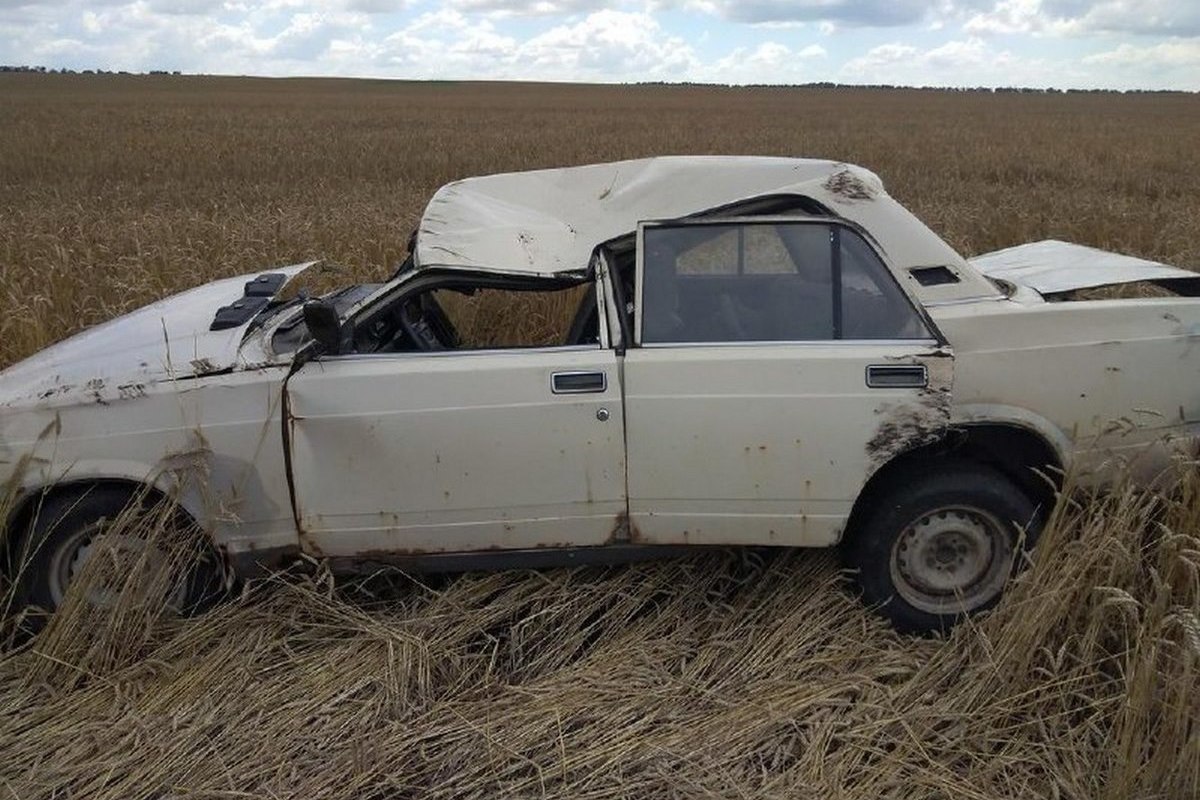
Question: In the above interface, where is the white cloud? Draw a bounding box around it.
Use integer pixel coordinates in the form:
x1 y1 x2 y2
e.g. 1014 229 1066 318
961 0 1200 37
1080 36 1200 89
658 0 940 27
444 0 936 27
1052 0 1200 36
840 36 1065 87
1083 37 1200 67
360 8 696 81
447 0 621 16
676 39 827 84
374 10 515 75
1073 37 1200 90
964 0 1056 34
81 10 103 33
518 10 696 79
344 0 411 11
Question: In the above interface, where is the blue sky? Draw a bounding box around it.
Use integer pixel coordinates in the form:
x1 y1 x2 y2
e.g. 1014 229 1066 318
1 1 1198 90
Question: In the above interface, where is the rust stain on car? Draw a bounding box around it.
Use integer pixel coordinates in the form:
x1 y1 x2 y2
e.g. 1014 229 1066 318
610 511 640 543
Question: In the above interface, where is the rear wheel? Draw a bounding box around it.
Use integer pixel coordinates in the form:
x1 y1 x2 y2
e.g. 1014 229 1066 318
845 461 1041 634
10 486 225 621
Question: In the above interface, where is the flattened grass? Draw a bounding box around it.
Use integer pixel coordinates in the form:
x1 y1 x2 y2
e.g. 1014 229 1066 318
1 472 1198 798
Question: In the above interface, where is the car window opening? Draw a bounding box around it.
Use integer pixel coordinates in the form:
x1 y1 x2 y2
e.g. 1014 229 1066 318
353 283 599 354
641 221 931 344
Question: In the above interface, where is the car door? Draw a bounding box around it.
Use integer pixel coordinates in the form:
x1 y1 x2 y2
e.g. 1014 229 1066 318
621 217 952 548
284 279 627 558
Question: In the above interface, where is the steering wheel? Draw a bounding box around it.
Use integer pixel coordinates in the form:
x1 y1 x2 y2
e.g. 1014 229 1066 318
397 298 444 351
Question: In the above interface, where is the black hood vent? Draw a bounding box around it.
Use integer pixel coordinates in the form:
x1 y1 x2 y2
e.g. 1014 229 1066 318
210 272 287 331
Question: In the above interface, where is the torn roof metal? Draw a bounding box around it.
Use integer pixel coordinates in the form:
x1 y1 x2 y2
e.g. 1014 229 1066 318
414 156 981 285
969 240 1198 295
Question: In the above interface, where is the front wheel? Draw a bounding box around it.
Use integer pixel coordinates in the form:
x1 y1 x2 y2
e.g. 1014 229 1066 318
9 486 225 624
844 461 1042 634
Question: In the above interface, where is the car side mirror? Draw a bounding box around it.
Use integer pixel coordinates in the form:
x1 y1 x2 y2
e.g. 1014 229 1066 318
302 299 343 355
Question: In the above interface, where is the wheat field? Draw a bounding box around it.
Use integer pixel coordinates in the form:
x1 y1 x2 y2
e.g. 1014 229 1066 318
1 74 1199 799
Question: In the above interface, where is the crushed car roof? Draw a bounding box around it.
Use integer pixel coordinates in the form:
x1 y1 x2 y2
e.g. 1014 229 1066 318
415 156 978 283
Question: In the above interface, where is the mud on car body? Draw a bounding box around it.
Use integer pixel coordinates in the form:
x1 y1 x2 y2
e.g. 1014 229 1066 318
4 156 1200 633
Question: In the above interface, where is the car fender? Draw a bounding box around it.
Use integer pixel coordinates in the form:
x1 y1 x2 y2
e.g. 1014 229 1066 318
950 403 1073 470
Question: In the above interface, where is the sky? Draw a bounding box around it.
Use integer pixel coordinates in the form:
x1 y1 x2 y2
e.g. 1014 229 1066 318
1 1 1198 90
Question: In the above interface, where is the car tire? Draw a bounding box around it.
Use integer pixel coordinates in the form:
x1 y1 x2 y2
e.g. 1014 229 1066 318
844 461 1042 634
9 485 225 622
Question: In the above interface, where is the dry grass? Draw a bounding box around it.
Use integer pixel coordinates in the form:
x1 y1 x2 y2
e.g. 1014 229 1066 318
1 74 1199 798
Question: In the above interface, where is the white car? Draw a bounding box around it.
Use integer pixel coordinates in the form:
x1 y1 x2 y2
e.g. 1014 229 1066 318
4 157 1199 632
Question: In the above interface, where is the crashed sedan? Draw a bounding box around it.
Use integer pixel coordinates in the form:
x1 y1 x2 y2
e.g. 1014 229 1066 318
3 156 1199 632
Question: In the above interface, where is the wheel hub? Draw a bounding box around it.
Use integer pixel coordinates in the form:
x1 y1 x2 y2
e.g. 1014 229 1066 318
49 521 186 610
889 506 1014 614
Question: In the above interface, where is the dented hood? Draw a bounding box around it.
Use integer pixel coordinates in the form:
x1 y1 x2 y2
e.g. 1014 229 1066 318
0 262 315 409
969 240 1198 295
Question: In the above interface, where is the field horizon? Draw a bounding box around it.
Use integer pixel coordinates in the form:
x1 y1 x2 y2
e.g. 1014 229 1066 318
5 65 1200 95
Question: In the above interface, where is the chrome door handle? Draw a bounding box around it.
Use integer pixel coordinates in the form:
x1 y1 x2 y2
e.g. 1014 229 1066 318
552 370 608 394
865 365 928 389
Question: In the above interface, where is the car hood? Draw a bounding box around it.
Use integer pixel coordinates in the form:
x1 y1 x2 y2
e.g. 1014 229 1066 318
0 262 315 409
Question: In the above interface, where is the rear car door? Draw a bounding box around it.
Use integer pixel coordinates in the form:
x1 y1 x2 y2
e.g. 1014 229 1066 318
621 217 952 547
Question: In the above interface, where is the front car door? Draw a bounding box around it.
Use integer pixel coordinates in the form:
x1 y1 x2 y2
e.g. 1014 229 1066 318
620 217 953 547
284 272 627 558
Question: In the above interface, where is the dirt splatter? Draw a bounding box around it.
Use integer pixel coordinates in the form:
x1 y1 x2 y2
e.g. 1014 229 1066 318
84 377 108 405
823 168 876 202
866 388 952 470
190 357 220 375
117 382 148 400
37 383 74 401
516 231 537 266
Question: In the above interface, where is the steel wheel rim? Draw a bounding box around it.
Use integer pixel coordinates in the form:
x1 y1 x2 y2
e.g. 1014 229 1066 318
46 520 187 610
888 505 1015 615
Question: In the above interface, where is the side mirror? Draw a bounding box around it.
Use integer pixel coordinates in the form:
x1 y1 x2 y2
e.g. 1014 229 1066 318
302 299 343 355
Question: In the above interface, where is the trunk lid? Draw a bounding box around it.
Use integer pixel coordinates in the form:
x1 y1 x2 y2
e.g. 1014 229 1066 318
969 240 1199 295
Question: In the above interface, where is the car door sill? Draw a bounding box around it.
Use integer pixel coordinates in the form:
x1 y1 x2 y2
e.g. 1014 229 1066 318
325 544 705 575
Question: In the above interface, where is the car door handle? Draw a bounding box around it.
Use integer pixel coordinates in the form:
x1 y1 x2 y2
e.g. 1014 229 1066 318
865 364 928 389
552 371 608 394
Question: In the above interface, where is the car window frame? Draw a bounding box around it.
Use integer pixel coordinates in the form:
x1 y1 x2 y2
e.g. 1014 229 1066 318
633 215 945 348
320 267 608 360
